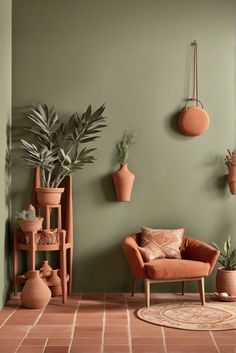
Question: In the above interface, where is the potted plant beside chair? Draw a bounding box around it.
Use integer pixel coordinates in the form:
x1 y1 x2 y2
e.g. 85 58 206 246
212 236 236 300
21 103 106 205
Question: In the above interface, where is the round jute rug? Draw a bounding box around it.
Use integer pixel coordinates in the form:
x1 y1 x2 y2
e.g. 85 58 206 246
137 302 236 330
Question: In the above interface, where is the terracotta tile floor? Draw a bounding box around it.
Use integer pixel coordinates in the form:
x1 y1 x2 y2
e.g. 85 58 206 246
0 293 235 353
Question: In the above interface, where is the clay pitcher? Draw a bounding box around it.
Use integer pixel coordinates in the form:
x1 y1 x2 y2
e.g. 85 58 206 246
112 164 135 201
20 270 51 309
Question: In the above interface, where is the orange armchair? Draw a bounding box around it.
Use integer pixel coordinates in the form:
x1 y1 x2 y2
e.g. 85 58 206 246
123 233 219 307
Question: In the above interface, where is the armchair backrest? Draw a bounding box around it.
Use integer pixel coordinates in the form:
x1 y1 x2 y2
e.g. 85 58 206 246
123 234 146 278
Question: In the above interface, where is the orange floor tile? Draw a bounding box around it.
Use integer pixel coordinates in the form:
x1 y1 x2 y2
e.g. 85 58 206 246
0 293 234 353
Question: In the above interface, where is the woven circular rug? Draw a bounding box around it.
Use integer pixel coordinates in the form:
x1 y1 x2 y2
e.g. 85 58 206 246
137 302 236 330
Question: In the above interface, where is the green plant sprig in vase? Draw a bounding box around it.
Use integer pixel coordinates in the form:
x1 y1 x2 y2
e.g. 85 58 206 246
212 236 236 299
224 149 236 195
113 129 136 202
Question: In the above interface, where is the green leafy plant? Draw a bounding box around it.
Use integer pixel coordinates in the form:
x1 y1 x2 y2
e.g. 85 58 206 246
21 103 106 187
212 236 236 270
116 129 136 164
224 149 236 167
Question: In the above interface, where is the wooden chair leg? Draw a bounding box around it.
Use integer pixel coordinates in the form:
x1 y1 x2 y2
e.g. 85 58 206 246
131 276 137 296
181 281 186 296
144 278 150 308
198 277 205 306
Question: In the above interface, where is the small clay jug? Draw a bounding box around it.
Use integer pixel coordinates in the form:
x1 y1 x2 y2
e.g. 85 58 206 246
112 164 135 202
48 269 62 297
40 260 52 278
20 270 51 309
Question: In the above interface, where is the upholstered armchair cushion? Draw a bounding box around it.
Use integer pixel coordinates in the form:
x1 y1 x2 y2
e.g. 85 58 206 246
145 259 210 280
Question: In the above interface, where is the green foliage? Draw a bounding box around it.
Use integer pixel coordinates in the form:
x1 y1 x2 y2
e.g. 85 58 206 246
15 209 37 220
21 103 106 187
212 236 236 271
116 129 136 164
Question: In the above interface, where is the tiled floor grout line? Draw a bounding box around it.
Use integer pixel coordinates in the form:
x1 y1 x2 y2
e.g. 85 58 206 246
210 331 221 353
42 337 48 353
101 293 106 353
0 304 20 329
15 302 48 353
161 327 167 353
68 295 81 353
124 294 133 353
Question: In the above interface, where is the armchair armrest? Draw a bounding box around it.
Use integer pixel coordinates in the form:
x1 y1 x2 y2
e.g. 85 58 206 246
123 234 146 278
182 235 220 275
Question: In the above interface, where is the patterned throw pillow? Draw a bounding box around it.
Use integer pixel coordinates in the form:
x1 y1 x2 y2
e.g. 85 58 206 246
139 227 184 262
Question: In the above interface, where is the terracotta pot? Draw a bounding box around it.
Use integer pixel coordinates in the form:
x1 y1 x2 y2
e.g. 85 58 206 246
178 106 209 137
48 269 62 297
18 218 43 233
39 260 52 278
216 267 236 296
20 270 51 309
227 166 236 195
112 164 135 202
36 187 64 205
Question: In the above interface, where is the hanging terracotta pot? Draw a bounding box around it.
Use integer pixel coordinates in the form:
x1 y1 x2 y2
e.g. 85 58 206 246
36 187 64 205
112 164 135 202
48 269 62 297
227 166 236 195
178 100 209 137
39 260 53 278
20 270 51 309
216 267 236 297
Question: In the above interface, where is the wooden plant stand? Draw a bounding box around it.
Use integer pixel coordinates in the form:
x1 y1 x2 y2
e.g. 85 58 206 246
13 169 73 304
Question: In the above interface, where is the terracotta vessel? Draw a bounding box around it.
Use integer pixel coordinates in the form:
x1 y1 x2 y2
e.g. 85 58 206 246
36 187 64 205
39 260 52 278
178 106 209 137
20 270 51 309
18 218 43 233
48 269 62 297
112 164 135 202
216 267 236 297
227 166 236 195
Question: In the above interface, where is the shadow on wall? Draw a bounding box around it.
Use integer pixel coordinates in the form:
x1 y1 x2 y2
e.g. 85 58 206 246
100 173 117 202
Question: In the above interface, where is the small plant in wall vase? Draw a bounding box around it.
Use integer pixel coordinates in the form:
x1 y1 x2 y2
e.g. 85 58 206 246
224 149 236 195
112 130 136 202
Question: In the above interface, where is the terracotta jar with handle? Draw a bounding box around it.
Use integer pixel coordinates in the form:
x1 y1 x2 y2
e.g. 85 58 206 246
20 270 51 309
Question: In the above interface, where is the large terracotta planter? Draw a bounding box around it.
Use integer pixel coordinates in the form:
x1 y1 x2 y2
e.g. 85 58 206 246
216 267 236 297
18 218 43 233
36 187 64 205
227 166 236 195
112 164 135 202
20 270 51 309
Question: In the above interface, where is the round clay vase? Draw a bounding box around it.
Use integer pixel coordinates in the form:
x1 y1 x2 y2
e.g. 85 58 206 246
216 267 236 297
20 270 51 309
39 260 52 278
178 106 209 136
112 164 135 202
36 187 64 205
227 166 236 195
48 269 62 297
18 217 43 233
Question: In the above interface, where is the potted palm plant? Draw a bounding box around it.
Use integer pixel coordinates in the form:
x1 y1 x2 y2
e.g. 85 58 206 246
21 103 106 205
112 129 136 202
224 149 236 194
212 236 236 300
15 204 43 232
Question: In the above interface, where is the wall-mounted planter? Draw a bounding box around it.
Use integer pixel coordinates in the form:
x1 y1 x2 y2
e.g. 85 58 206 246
112 164 135 202
178 103 209 137
227 166 236 195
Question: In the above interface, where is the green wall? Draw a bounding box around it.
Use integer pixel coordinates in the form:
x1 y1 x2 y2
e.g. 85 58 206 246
0 0 12 308
12 0 236 293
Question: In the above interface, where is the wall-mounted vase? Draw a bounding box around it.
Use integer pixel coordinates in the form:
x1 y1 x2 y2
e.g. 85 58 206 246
227 166 236 195
112 164 135 202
